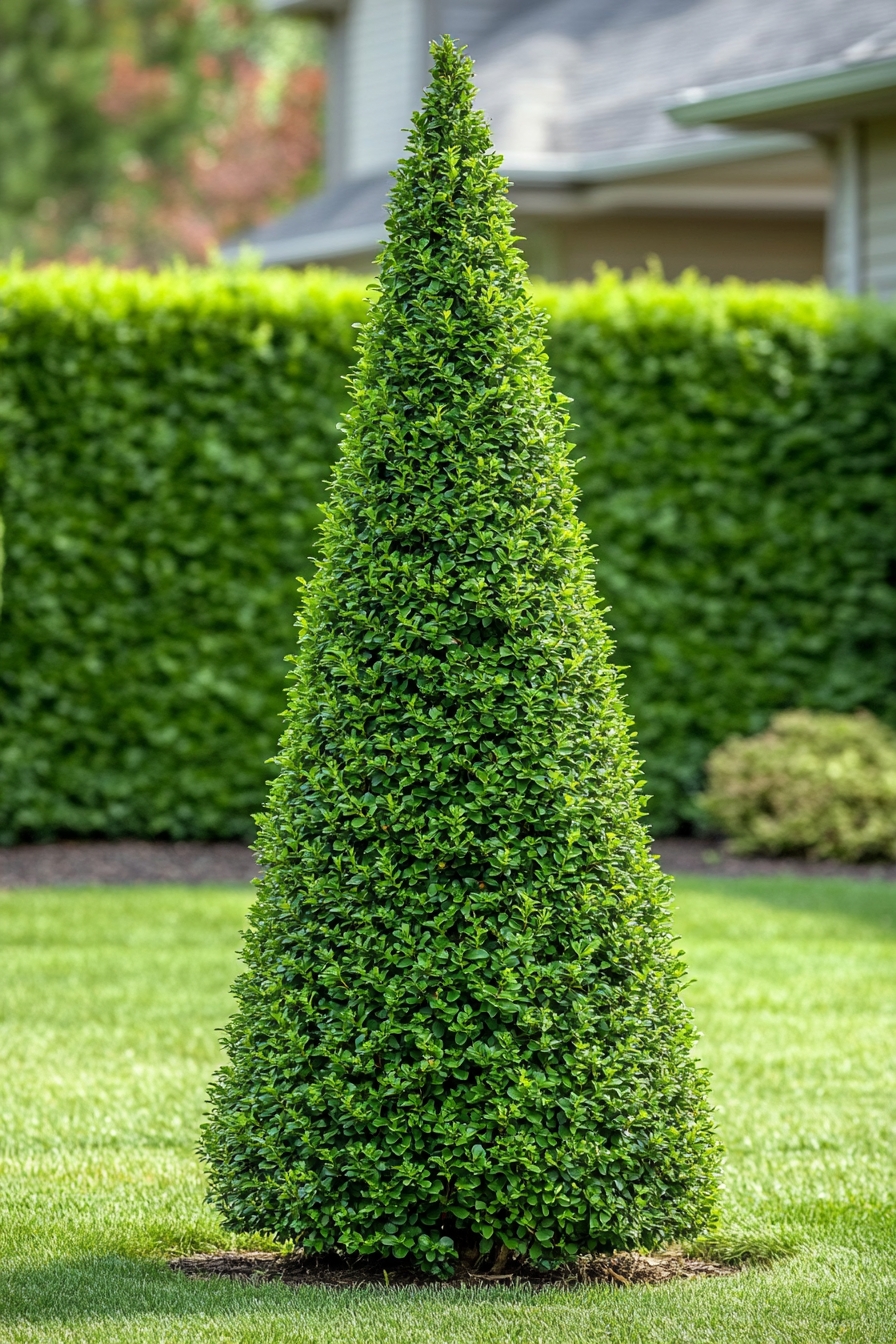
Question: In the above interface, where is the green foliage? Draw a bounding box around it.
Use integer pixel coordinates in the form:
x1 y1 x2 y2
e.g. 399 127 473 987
0 0 108 242
201 39 719 1279
0 261 364 841
0 0 258 262
3 256 896 841
544 275 896 832
700 708 896 861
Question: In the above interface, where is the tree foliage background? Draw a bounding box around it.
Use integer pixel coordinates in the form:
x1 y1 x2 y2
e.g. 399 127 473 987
0 0 323 265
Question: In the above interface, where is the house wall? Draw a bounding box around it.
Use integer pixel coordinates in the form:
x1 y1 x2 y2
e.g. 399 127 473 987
827 117 896 299
295 215 826 283
516 213 826 285
343 0 425 178
865 117 896 299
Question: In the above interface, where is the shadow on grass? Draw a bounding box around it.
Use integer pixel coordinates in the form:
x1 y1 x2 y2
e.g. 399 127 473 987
0 1255 575 1324
676 873 896 935
0 1245 763 1325
0 1255 301 1323
682 1232 801 1267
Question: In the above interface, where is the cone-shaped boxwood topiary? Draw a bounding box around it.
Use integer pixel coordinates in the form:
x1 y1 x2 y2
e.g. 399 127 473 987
201 38 719 1277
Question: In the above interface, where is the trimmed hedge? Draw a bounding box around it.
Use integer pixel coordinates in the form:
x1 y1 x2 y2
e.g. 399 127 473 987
0 264 895 839
0 264 365 841
544 278 896 830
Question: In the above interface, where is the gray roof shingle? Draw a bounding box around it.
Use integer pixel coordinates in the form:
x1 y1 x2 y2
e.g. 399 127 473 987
474 0 896 159
241 173 389 257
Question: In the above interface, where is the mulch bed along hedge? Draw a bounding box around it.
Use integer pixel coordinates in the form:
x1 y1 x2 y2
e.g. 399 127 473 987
1 837 894 890
0 840 259 888
168 1248 738 1291
653 836 896 882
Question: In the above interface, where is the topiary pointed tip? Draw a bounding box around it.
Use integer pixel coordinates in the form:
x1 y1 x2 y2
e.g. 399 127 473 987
430 33 466 61
427 34 474 85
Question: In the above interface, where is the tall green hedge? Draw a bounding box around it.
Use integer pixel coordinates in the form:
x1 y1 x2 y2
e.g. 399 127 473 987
0 263 895 840
0 264 365 841
544 277 896 830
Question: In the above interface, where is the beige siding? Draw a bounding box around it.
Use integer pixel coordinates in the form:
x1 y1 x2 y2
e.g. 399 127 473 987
865 117 896 300
516 213 825 285
289 216 826 282
344 0 424 178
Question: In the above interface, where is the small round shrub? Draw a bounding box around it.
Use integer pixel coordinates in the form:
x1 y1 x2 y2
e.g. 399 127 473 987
700 708 896 860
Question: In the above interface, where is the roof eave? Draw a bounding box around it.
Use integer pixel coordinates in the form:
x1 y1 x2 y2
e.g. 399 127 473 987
669 55 896 131
221 131 819 267
261 0 345 16
220 222 384 267
503 131 812 183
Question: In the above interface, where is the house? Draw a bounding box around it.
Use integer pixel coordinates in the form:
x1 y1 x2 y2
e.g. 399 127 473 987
236 0 896 291
669 21 896 295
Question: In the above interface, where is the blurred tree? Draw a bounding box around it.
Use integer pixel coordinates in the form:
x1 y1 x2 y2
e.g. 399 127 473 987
0 1 323 265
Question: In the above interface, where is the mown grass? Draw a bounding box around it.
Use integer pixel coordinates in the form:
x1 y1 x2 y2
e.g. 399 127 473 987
0 876 894 1342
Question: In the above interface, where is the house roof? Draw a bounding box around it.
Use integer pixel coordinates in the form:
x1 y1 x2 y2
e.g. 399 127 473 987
233 174 390 266
469 0 896 160
669 49 896 134
233 0 896 265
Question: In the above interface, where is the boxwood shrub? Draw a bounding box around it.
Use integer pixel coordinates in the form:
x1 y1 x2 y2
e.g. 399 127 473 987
200 37 719 1276
701 708 896 860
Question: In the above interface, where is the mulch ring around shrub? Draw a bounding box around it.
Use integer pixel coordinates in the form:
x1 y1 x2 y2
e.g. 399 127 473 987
169 1247 739 1291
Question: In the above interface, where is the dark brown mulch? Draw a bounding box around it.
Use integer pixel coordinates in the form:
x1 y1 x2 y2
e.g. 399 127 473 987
0 839 259 889
168 1248 738 1291
1 835 893 890
651 835 896 883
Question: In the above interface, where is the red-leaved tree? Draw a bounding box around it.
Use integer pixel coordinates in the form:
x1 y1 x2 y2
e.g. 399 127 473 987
1 0 323 267
93 45 323 264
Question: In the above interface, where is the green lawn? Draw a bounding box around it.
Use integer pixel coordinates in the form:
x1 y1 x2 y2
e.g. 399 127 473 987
0 877 894 1343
